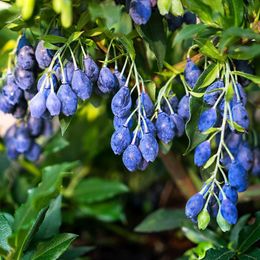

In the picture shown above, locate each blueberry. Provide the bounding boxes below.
[6,142,20,159]
[139,133,159,162]
[155,112,175,144]
[225,132,242,154]
[171,114,185,137]
[35,40,53,69]
[37,74,58,92]
[184,59,201,88]
[2,81,23,105]
[17,45,35,70]
[141,117,156,135]
[14,125,32,153]
[0,93,14,113]
[161,95,179,114]
[231,103,249,130]
[83,55,100,83]
[220,199,238,225]
[219,184,238,204]
[15,67,35,90]
[113,115,133,130]
[141,92,154,117]
[111,126,131,155]
[177,95,190,121]
[24,142,41,162]
[166,14,183,31]
[228,162,248,192]
[28,116,44,137]
[138,159,149,171]
[43,119,53,137]
[221,152,232,169]
[252,148,260,176]
[46,91,61,116]
[97,67,118,94]
[16,34,30,54]
[111,86,132,117]
[71,69,93,100]
[194,141,211,167]
[185,193,205,219]
[129,0,152,25]
[231,83,247,107]
[29,91,46,118]
[234,60,254,87]
[203,80,224,106]
[13,97,28,119]
[114,70,126,88]
[198,108,217,132]
[183,12,196,24]
[236,142,253,171]
[63,61,74,83]
[122,144,142,172]
[57,83,78,116]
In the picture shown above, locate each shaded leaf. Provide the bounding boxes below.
[204,248,236,260]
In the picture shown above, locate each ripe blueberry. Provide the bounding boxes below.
[122,144,142,172]
[185,193,205,219]
[97,67,118,94]
[111,126,131,155]
[194,141,211,167]
[139,133,159,162]
[220,199,238,225]
[198,108,217,132]
[129,0,152,25]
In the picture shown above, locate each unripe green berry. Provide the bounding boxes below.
[198,209,210,230]
[217,210,231,232]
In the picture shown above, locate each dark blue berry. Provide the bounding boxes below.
[155,112,175,144]
[35,40,52,69]
[29,90,46,118]
[129,0,152,25]
[17,45,35,70]
[14,125,32,153]
[234,60,254,87]
[113,115,133,130]
[57,83,78,116]
[171,114,185,137]
[219,184,238,204]
[236,142,253,171]
[184,59,201,88]
[24,142,41,162]
[166,14,183,31]
[185,193,205,219]
[198,108,217,132]
[84,55,100,83]
[63,61,74,83]
[114,70,126,88]
[141,117,156,135]
[71,69,93,100]
[225,132,242,155]
[194,141,211,167]
[111,86,132,117]
[220,198,238,225]
[0,93,14,113]
[183,12,196,24]
[2,81,23,105]
[139,133,159,162]
[15,67,35,90]
[16,34,30,54]
[177,95,190,121]
[111,126,131,155]
[228,162,248,192]
[232,103,249,130]
[203,80,224,106]
[13,97,27,119]
[161,95,178,114]
[141,92,154,117]
[138,159,149,171]
[28,116,44,137]
[37,74,58,92]
[97,67,118,94]
[122,144,142,172]
[46,91,61,116]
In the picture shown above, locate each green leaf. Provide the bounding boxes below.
[67,31,84,44]
[78,200,125,222]
[44,135,69,156]
[232,71,260,85]
[171,0,184,16]
[0,213,13,253]
[228,44,260,60]
[230,214,250,249]
[189,91,204,98]
[225,82,234,102]
[184,96,207,155]
[41,35,67,44]
[204,248,236,260]
[136,11,166,70]
[43,42,59,51]
[227,120,245,133]
[173,24,207,46]
[34,196,62,241]
[225,0,244,27]
[135,209,185,232]
[59,116,73,136]
[73,178,129,204]
[60,246,95,260]
[8,162,78,259]
[32,233,77,260]
[238,248,260,260]
[197,40,225,61]
[159,140,173,154]
[237,212,260,254]
[203,155,217,169]
[117,35,135,60]
[76,11,89,31]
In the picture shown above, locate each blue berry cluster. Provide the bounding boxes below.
[184,60,259,230]
[4,116,52,162]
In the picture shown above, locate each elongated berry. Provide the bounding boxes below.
[219,184,238,204]
[184,59,201,88]
[185,193,205,219]
[198,108,217,132]
[24,142,41,162]
[141,92,154,117]
[46,91,61,116]
[28,116,44,137]
[171,114,185,137]
[236,142,253,171]
[29,91,46,118]
[122,144,142,172]
[203,80,224,106]
[220,199,238,225]
[97,67,117,94]
[194,141,211,167]
[139,133,159,162]
[129,0,152,25]
[35,40,52,69]
[177,95,190,121]
[232,103,249,130]
[17,45,35,70]
[14,125,32,153]
[111,126,131,155]
[228,162,248,192]
[15,67,35,90]
[83,55,99,83]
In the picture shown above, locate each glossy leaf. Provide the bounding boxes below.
[204,248,236,260]
[232,71,260,85]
